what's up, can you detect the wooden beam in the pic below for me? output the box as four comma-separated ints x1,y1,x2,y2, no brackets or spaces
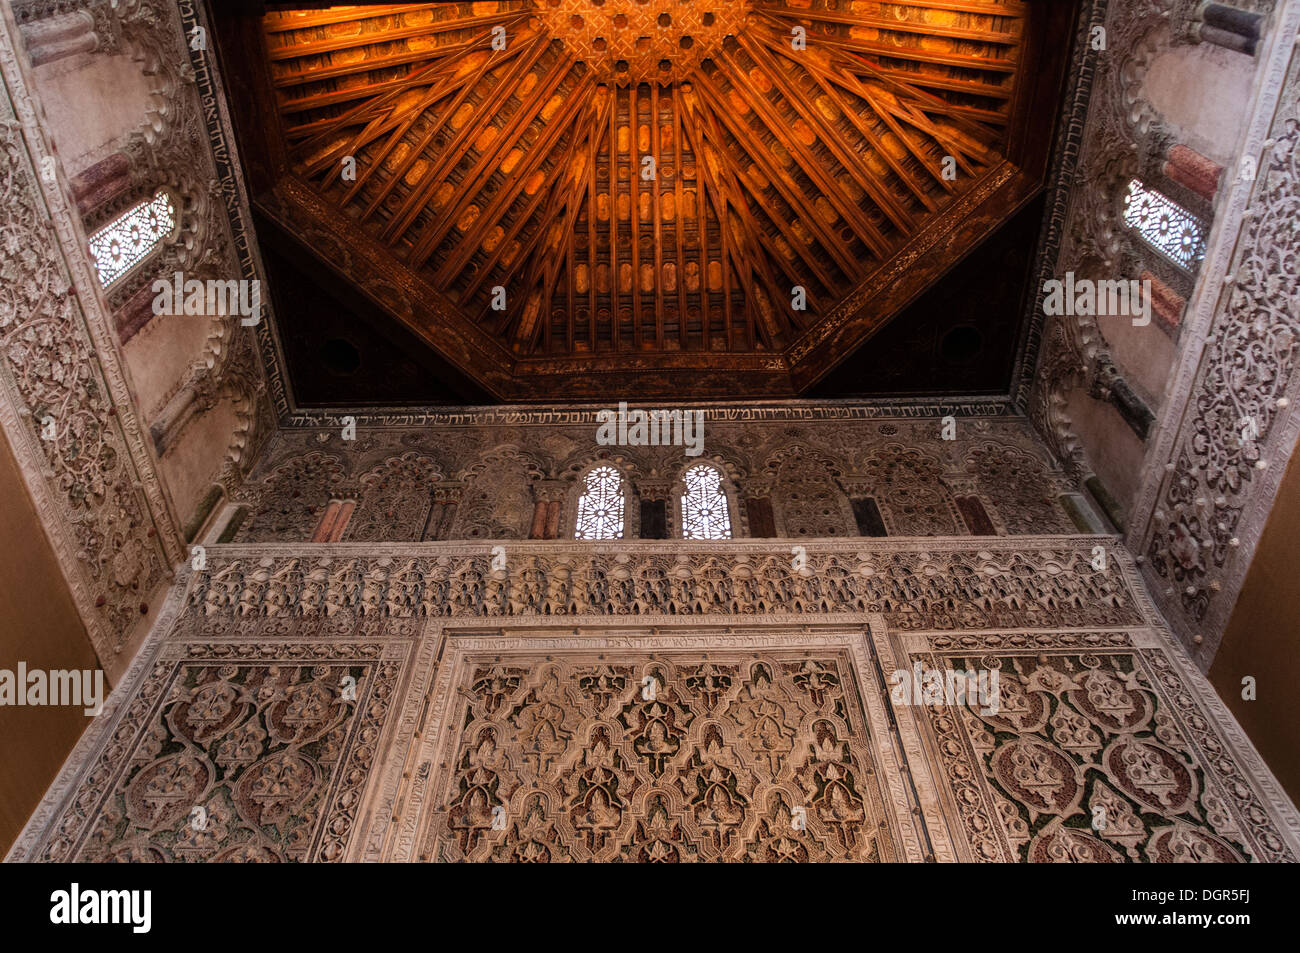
408,52,582,267
753,3,1022,45
670,88,689,350
651,84,664,351
355,50,504,224
381,34,549,243
740,33,926,230
681,92,793,347
264,4,447,33
755,29,943,206
629,83,642,351
436,74,599,289
719,44,902,245
609,89,620,353
693,70,859,277
752,8,1017,72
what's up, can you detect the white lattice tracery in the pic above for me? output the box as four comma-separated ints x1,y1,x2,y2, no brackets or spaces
574,465,625,539
681,464,732,539
88,191,176,287
1123,178,1207,271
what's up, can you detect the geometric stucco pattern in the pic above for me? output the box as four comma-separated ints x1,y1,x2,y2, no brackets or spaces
10,539,1300,862
19,646,404,862
0,9,179,665
874,627,1299,862
405,635,907,862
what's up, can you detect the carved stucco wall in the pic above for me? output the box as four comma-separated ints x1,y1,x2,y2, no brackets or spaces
1027,0,1300,667
1133,2,1300,665
1027,1,1268,481
10,0,276,535
7,0,1300,852
0,0,278,673
9,537,1300,862
0,5,178,673
219,411,1079,544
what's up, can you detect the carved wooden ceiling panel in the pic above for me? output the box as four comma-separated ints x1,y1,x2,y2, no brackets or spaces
229,0,1069,400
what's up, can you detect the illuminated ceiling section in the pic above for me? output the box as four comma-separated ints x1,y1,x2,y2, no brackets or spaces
255,0,1049,399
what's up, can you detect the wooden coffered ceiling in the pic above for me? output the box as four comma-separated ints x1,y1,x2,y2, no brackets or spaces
214,0,1077,401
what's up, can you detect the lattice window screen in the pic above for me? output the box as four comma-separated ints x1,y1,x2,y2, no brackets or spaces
575,465,625,540
681,464,733,539
88,190,176,287
1123,179,1207,271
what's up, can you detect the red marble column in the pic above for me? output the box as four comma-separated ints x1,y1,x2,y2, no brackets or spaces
70,153,132,219
1142,270,1188,330
1162,145,1223,202
529,500,548,539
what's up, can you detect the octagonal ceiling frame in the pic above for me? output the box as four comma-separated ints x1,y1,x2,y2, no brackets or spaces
211,0,1079,402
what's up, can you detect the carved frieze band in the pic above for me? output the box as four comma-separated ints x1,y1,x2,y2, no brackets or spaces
180,537,1157,635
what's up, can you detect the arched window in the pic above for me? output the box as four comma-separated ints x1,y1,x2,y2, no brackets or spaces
574,465,625,539
1123,178,1206,271
681,464,732,539
88,189,176,288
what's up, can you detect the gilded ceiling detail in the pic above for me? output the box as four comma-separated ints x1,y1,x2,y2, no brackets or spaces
537,0,748,84
257,0,1035,394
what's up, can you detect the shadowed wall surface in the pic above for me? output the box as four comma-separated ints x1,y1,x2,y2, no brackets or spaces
0,430,98,854
1212,451,1300,804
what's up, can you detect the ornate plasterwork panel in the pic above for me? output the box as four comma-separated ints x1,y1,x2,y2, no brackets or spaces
1130,2,1300,662
872,625,1300,862
24,647,405,862
230,451,346,543
5,567,427,862
965,440,1075,535
228,413,1073,542
398,629,911,862
344,452,442,542
449,445,542,540
766,445,856,538
0,7,179,666
179,538,1147,635
860,443,961,536
12,535,1299,862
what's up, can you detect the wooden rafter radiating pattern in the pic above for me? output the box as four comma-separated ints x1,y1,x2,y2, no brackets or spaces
260,0,1029,364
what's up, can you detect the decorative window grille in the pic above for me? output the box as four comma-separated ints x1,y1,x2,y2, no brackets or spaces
1123,179,1207,270
681,464,732,539
574,465,625,539
88,190,176,287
